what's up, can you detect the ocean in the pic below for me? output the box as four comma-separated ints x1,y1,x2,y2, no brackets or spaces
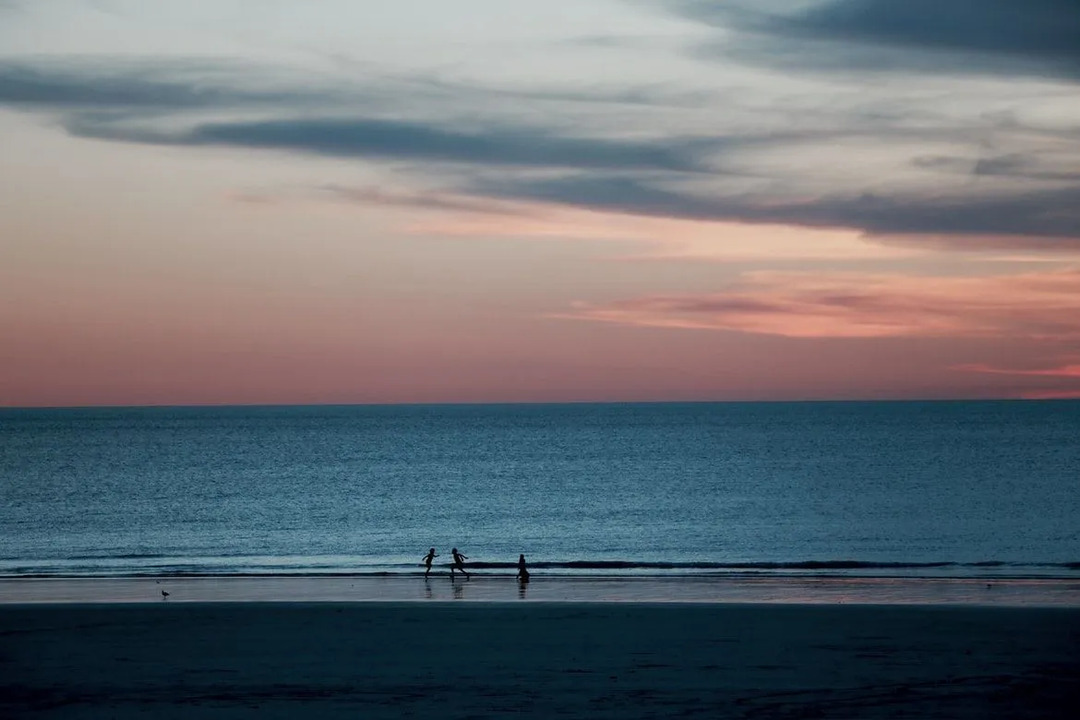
2,401,1078,580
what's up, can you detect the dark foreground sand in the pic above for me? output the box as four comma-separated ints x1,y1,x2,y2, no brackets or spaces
3,603,1078,718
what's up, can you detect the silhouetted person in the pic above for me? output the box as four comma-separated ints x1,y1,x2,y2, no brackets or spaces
450,547,470,579
516,554,530,583
422,547,438,578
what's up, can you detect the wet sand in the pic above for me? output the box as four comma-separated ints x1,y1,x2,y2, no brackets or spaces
3,573,1079,606
3,602,1078,718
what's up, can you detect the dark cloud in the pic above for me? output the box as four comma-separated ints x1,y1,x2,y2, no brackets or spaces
65,115,717,172
914,152,1080,183
0,60,327,109
665,0,1080,80
190,119,711,171
0,57,708,115
644,1,1080,241
0,57,731,174
973,153,1080,183
5,56,1079,244
473,172,1080,240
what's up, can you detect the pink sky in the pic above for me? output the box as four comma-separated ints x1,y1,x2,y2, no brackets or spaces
2,1,1079,405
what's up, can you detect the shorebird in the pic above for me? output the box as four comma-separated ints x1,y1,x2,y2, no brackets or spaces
161,589,170,600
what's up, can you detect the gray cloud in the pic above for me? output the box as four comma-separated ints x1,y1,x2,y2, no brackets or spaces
0,59,328,109
914,152,1080,183
188,119,710,172
973,153,1080,183
0,57,732,174
0,57,709,116
665,0,1080,81
66,115,718,173
473,172,1080,240
6,55,1079,244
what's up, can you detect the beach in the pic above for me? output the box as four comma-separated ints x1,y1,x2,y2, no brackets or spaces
4,403,1079,717
4,598,1078,718
3,574,1080,605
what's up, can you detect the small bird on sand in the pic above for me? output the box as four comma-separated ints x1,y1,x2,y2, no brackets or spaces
161,590,170,600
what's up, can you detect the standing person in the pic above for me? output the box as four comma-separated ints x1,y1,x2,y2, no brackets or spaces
516,554,530,583
450,547,470,579
421,548,438,578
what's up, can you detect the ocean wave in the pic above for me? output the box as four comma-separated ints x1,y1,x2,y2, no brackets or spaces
468,560,1080,571
64,553,171,561
5,558,1076,579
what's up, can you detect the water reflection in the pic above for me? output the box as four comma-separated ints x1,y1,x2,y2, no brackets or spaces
3,575,1077,606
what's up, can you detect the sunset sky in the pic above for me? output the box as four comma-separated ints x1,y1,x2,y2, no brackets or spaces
2,0,1079,406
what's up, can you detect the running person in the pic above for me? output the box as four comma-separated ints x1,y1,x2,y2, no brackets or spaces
421,548,438,578
450,547,470,579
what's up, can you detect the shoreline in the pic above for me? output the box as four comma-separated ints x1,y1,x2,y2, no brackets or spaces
3,573,1078,606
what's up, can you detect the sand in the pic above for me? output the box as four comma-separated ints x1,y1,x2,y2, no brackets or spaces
4,573,1079,605
3,602,1078,718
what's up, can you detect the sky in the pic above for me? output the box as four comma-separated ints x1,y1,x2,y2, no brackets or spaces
2,0,1079,406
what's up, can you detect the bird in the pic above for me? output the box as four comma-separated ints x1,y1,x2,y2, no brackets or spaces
161,589,170,600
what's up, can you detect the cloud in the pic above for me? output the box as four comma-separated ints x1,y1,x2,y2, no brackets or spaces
0,56,708,114
1016,389,1080,399
956,360,1080,398
395,200,924,261
665,0,1080,81
0,59,326,109
62,110,1080,242
314,185,535,217
914,152,1080,183
558,268,1080,339
954,362,1080,377
189,119,710,172
5,56,1080,245
475,173,1080,241
972,153,1080,183
0,57,727,175
390,69,717,110
65,115,717,172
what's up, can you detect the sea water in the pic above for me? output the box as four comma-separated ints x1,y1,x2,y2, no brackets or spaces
2,401,1078,579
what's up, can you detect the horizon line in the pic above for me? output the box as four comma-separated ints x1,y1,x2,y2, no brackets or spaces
3,396,1078,411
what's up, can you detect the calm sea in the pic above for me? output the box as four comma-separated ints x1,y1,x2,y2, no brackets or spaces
1,401,1078,579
